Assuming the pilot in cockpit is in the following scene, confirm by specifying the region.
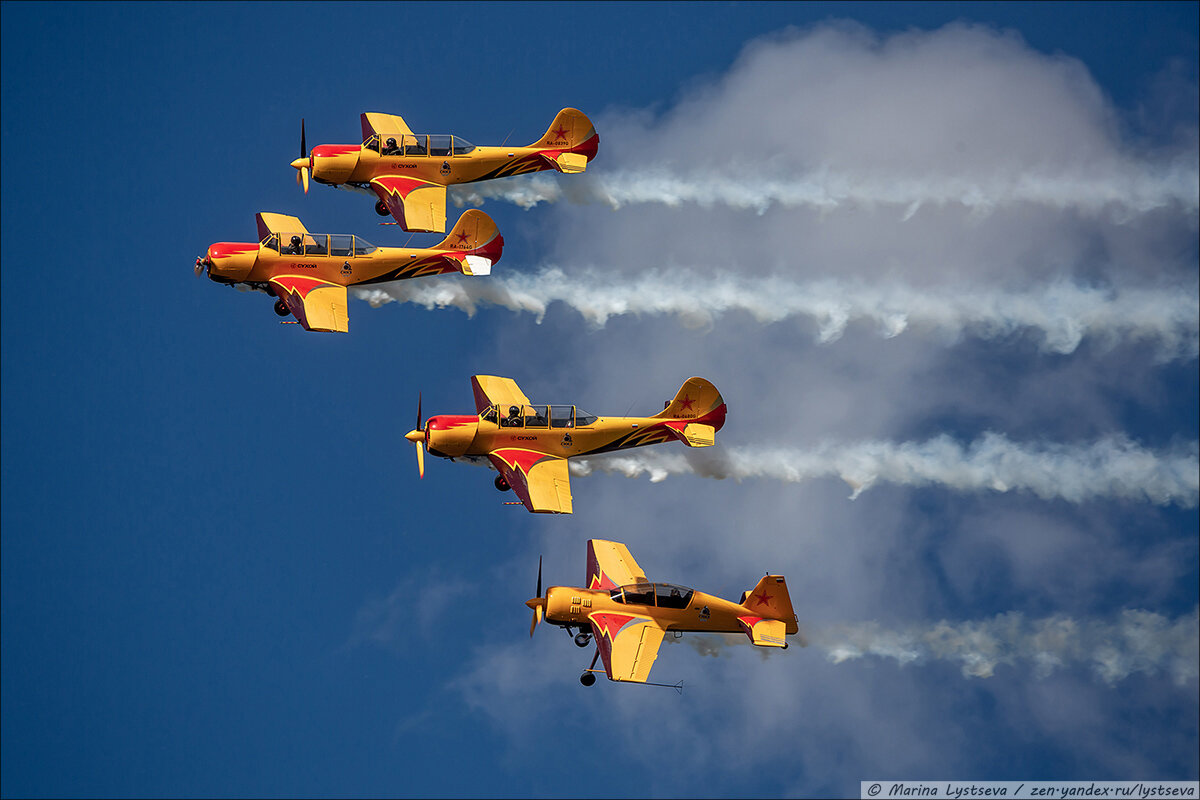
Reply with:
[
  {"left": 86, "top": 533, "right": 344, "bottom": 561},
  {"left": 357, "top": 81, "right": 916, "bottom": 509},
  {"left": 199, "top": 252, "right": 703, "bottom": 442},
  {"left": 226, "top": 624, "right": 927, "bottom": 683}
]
[
  {"left": 283, "top": 234, "right": 303, "bottom": 255},
  {"left": 501, "top": 405, "right": 522, "bottom": 427},
  {"left": 381, "top": 137, "right": 400, "bottom": 156}
]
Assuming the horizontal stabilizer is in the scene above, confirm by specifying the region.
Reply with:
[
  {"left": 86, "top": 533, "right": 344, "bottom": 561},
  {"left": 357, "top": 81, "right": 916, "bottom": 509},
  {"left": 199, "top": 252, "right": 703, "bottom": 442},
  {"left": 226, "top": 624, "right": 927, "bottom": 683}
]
[
  {"left": 680, "top": 423, "right": 715, "bottom": 447},
  {"left": 554, "top": 151, "right": 588, "bottom": 174},
  {"left": 463, "top": 255, "right": 492, "bottom": 276},
  {"left": 737, "top": 616, "right": 788, "bottom": 648}
]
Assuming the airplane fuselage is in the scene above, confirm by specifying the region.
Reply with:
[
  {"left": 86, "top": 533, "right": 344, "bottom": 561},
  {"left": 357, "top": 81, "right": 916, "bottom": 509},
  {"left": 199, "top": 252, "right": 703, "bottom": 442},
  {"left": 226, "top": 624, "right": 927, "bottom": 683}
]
[
  {"left": 203, "top": 235, "right": 500, "bottom": 288},
  {"left": 540, "top": 586, "right": 799, "bottom": 637},
  {"left": 422, "top": 403, "right": 726, "bottom": 463},
  {"left": 307, "top": 136, "right": 600, "bottom": 189}
]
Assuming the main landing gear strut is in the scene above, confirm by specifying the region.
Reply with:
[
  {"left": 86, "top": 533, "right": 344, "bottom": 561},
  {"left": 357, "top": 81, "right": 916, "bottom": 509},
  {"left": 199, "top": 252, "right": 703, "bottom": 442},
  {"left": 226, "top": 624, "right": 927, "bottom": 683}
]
[{"left": 580, "top": 648, "right": 601, "bottom": 687}]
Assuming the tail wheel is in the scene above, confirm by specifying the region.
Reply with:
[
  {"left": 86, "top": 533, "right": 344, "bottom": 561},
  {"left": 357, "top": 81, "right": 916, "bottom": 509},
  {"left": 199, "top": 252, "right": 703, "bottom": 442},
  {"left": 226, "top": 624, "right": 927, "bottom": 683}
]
[
  {"left": 574, "top": 633, "right": 591, "bottom": 648},
  {"left": 494, "top": 475, "right": 510, "bottom": 492},
  {"left": 274, "top": 300, "right": 291, "bottom": 317},
  {"left": 375, "top": 200, "right": 390, "bottom": 217},
  {"left": 580, "top": 672, "right": 596, "bottom": 687}
]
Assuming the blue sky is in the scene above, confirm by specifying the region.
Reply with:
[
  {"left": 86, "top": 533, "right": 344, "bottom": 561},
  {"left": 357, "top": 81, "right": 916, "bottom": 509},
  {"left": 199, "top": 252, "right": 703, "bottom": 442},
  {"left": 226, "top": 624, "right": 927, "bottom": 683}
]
[{"left": 2, "top": 2, "right": 1197, "bottom": 798}]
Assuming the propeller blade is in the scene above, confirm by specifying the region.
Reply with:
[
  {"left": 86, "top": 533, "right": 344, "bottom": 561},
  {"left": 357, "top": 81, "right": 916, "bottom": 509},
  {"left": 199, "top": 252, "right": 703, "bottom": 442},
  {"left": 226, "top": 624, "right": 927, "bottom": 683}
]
[
  {"left": 527, "top": 556, "right": 546, "bottom": 637},
  {"left": 301, "top": 166, "right": 310, "bottom": 194},
  {"left": 416, "top": 392, "right": 423, "bottom": 430},
  {"left": 417, "top": 441, "right": 425, "bottom": 479},
  {"left": 300, "top": 117, "right": 307, "bottom": 158},
  {"left": 529, "top": 603, "right": 543, "bottom": 638}
]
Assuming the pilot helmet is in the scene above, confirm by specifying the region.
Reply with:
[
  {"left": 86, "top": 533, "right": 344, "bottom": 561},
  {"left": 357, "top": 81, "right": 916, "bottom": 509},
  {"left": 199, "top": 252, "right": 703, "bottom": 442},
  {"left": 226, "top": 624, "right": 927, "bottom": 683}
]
[
  {"left": 387, "top": 137, "right": 397, "bottom": 148},
  {"left": 290, "top": 235, "right": 302, "bottom": 246},
  {"left": 509, "top": 405, "right": 520, "bottom": 417}
]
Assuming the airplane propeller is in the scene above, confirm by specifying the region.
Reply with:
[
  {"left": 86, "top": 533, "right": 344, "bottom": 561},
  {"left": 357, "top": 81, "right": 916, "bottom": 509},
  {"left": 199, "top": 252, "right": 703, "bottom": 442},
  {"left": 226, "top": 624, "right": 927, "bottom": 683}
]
[
  {"left": 403, "top": 393, "right": 425, "bottom": 479},
  {"left": 194, "top": 255, "right": 209, "bottom": 278},
  {"left": 525, "top": 556, "right": 545, "bottom": 637},
  {"left": 291, "top": 118, "right": 311, "bottom": 194}
]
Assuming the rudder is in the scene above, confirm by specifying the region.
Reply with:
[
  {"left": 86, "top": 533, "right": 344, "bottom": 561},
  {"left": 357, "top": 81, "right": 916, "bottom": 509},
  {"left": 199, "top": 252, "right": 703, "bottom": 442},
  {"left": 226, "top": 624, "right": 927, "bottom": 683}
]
[
  {"left": 740, "top": 575, "right": 798, "bottom": 633},
  {"left": 655, "top": 377, "right": 725, "bottom": 423},
  {"left": 530, "top": 108, "right": 597, "bottom": 149},
  {"left": 435, "top": 209, "right": 504, "bottom": 274}
]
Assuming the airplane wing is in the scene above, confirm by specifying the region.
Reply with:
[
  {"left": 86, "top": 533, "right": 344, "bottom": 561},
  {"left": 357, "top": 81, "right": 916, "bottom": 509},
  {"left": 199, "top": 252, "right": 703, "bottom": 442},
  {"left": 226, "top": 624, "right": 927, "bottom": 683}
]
[
  {"left": 588, "top": 612, "right": 667, "bottom": 683},
  {"left": 268, "top": 275, "right": 349, "bottom": 333},
  {"left": 256, "top": 212, "right": 309, "bottom": 241},
  {"left": 586, "top": 539, "right": 648, "bottom": 590},
  {"left": 470, "top": 375, "right": 532, "bottom": 415},
  {"left": 488, "top": 450, "right": 573, "bottom": 514},
  {"left": 370, "top": 176, "right": 447, "bottom": 233},
  {"left": 361, "top": 112, "right": 414, "bottom": 141}
]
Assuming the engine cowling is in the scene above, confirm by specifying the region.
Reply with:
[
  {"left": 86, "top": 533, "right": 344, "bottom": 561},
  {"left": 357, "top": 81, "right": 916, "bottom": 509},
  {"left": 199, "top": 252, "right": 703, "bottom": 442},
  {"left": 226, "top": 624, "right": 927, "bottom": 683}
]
[{"left": 424, "top": 415, "right": 479, "bottom": 458}]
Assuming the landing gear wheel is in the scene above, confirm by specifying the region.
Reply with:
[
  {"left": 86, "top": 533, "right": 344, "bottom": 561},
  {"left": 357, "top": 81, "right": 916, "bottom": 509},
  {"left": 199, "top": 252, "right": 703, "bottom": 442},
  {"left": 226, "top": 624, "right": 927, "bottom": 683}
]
[
  {"left": 273, "top": 300, "right": 291, "bottom": 317},
  {"left": 375, "top": 200, "right": 389, "bottom": 217},
  {"left": 574, "top": 633, "right": 591, "bottom": 648},
  {"left": 494, "top": 475, "right": 510, "bottom": 492},
  {"left": 580, "top": 672, "right": 597, "bottom": 687}
]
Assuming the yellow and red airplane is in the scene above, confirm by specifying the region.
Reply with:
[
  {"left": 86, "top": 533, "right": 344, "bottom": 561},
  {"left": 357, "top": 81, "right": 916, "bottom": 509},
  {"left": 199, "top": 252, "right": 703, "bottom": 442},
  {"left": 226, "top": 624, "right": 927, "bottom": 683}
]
[
  {"left": 290, "top": 108, "right": 598, "bottom": 232},
  {"left": 404, "top": 375, "right": 727, "bottom": 514},
  {"left": 528, "top": 540, "right": 799, "bottom": 687},
  {"left": 195, "top": 209, "right": 502, "bottom": 333}
]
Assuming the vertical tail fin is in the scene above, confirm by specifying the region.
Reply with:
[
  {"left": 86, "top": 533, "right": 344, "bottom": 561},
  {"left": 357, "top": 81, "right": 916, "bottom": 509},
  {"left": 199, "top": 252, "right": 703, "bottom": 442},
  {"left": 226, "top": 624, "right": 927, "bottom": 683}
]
[
  {"left": 738, "top": 575, "right": 799, "bottom": 646},
  {"left": 654, "top": 378, "right": 726, "bottom": 423},
  {"left": 529, "top": 108, "right": 600, "bottom": 172},
  {"left": 435, "top": 209, "right": 504, "bottom": 275}
]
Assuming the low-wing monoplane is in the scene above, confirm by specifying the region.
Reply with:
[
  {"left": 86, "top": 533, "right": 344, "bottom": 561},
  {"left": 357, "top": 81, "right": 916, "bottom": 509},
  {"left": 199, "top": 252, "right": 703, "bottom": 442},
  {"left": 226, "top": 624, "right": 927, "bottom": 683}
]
[
  {"left": 527, "top": 539, "right": 799, "bottom": 687},
  {"left": 195, "top": 210, "right": 502, "bottom": 332},
  {"left": 290, "top": 108, "right": 599, "bottom": 232},
  {"left": 404, "top": 375, "right": 727, "bottom": 514}
]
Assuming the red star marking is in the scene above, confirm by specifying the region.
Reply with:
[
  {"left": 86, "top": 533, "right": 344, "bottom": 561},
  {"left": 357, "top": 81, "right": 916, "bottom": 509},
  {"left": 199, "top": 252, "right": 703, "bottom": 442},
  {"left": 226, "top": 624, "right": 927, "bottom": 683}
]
[
  {"left": 455, "top": 230, "right": 470, "bottom": 245},
  {"left": 553, "top": 125, "right": 569, "bottom": 140},
  {"left": 752, "top": 589, "right": 773, "bottom": 608},
  {"left": 679, "top": 395, "right": 695, "bottom": 412}
]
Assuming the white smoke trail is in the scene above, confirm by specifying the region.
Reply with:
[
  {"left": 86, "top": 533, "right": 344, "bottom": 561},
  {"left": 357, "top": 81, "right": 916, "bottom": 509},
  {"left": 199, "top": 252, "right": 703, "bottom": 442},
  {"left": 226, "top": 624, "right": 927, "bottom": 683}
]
[
  {"left": 448, "top": 164, "right": 1200, "bottom": 217},
  {"left": 808, "top": 607, "right": 1199, "bottom": 685},
  {"left": 566, "top": 434, "right": 1200, "bottom": 507},
  {"left": 354, "top": 272, "right": 1199, "bottom": 360}
]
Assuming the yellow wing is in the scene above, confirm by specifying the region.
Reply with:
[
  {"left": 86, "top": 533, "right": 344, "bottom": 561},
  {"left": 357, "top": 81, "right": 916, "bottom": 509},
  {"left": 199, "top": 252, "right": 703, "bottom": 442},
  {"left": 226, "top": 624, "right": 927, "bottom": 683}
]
[
  {"left": 470, "top": 375, "right": 532, "bottom": 415},
  {"left": 369, "top": 176, "right": 447, "bottom": 233},
  {"left": 361, "top": 112, "right": 414, "bottom": 140},
  {"left": 488, "top": 451, "right": 573, "bottom": 514},
  {"left": 268, "top": 276, "right": 349, "bottom": 333},
  {"left": 586, "top": 539, "right": 648, "bottom": 590},
  {"left": 255, "top": 212, "right": 309, "bottom": 241},
  {"left": 589, "top": 612, "right": 666, "bottom": 683}
]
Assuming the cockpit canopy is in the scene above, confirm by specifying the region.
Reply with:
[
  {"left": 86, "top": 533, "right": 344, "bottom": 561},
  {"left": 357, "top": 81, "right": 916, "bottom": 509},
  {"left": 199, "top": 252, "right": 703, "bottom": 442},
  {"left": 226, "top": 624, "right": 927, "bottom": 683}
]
[
  {"left": 363, "top": 133, "right": 476, "bottom": 157},
  {"left": 610, "top": 583, "right": 695, "bottom": 610},
  {"left": 262, "top": 232, "right": 376, "bottom": 256},
  {"left": 481, "top": 404, "right": 598, "bottom": 429}
]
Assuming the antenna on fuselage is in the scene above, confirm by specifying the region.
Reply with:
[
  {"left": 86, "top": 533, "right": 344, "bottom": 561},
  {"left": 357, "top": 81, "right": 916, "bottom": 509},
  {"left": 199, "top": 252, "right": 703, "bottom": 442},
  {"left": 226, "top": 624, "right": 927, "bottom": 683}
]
[{"left": 500, "top": 128, "right": 515, "bottom": 147}]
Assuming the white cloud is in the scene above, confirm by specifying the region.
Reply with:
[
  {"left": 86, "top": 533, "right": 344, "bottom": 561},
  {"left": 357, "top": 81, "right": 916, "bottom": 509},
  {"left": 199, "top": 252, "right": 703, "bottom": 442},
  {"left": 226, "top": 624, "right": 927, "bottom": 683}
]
[{"left": 413, "top": 20, "right": 1199, "bottom": 790}]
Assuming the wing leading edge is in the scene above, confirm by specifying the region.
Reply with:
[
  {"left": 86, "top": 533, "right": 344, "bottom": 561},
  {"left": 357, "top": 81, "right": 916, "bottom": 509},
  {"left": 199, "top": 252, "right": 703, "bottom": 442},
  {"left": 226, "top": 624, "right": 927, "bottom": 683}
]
[
  {"left": 488, "top": 450, "right": 572, "bottom": 514},
  {"left": 470, "top": 375, "right": 532, "bottom": 415},
  {"left": 269, "top": 275, "right": 349, "bottom": 333},
  {"left": 370, "top": 176, "right": 447, "bottom": 233},
  {"left": 588, "top": 612, "right": 666, "bottom": 683},
  {"left": 586, "top": 539, "right": 648, "bottom": 590}
]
